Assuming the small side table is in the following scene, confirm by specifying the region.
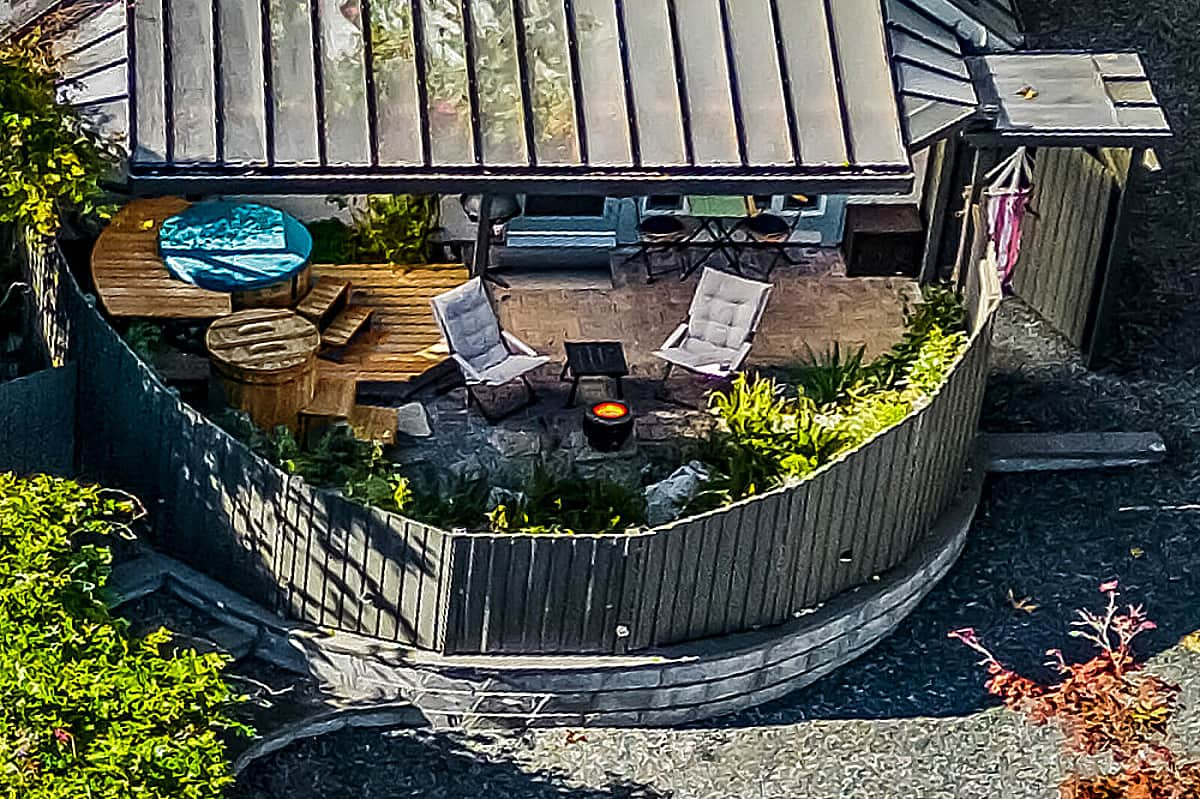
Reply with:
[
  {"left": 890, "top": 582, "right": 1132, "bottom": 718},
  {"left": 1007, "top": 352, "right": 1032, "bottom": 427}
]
[{"left": 560, "top": 341, "right": 629, "bottom": 408}]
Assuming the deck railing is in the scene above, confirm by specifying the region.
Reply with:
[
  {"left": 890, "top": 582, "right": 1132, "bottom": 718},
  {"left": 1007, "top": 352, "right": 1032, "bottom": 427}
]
[{"left": 21, "top": 238, "right": 999, "bottom": 656}]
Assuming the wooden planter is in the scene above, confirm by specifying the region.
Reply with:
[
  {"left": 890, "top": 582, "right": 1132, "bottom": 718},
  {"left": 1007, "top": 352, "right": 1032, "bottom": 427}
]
[{"left": 206, "top": 309, "right": 320, "bottom": 432}]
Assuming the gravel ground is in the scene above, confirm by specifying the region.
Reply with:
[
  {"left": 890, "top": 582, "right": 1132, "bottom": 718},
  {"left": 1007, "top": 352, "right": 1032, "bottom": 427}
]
[{"left": 234, "top": 2, "right": 1200, "bottom": 796}]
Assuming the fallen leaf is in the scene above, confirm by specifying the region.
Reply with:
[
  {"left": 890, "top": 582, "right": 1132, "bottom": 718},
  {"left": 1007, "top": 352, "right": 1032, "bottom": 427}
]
[
  {"left": 1016, "top": 86, "right": 1040, "bottom": 100},
  {"left": 1008, "top": 588, "right": 1039, "bottom": 614},
  {"left": 140, "top": 219, "right": 155, "bottom": 230},
  {"left": 1182, "top": 632, "right": 1200, "bottom": 654},
  {"left": 1131, "top": 546, "right": 1145, "bottom": 558}
]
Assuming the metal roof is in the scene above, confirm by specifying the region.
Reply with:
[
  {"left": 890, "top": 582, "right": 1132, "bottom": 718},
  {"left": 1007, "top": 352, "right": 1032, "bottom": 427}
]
[
  {"left": 972, "top": 52, "right": 1171, "bottom": 147},
  {"left": 885, "top": 0, "right": 981, "bottom": 150},
  {"left": 55, "top": 0, "right": 925, "bottom": 195}
]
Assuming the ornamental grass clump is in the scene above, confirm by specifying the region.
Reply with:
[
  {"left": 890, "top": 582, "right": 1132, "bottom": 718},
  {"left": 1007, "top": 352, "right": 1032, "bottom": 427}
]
[
  {"left": 950, "top": 582, "right": 1200, "bottom": 799},
  {"left": 0, "top": 474, "right": 249, "bottom": 798}
]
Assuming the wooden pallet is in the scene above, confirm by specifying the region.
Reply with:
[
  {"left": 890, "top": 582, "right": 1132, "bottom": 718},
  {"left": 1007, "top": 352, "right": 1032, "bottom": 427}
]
[{"left": 90, "top": 198, "right": 233, "bottom": 319}]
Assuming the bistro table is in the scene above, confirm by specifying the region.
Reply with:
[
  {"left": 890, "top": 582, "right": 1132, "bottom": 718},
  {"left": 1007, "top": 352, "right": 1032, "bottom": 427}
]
[{"left": 560, "top": 341, "right": 629, "bottom": 408}]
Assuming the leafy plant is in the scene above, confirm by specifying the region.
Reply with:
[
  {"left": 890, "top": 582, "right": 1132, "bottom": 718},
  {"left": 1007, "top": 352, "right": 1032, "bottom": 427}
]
[
  {"left": 0, "top": 474, "right": 249, "bottom": 798},
  {"left": 217, "top": 415, "right": 413, "bottom": 513},
  {"left": 695, "top": 374, "right": 845, "bottom": 503},
  {"left": 781, "top": 343, "right": 867, "bottom": 406},
  {"left": 0, "top": 32, "right": 118, "bottom": 238},
  {"left": 317, "top": 195, "right": 440, "bottom": 264},
  {"left": 489, "top": 466, "right": 646, "bottom": 535},
  {"left": 863, "top": 283, "right": 966, "bottom": 389},
  {"left": 405, "top": 476, "right": 492, "bottom": 530},
  {"left": 122, "top": 320, "right": 165, "bottom": 364},
  {"left": 950, "top": 582, "right": 1200, "bottom": 799}
]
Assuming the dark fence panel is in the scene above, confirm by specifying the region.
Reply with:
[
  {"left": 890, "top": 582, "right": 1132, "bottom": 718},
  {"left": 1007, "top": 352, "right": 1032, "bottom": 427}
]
[
  {"left": 22, "top": 232, "right": 999, "bottom": 658},
  {"left": 0, "top": 365, "right": 77, "bottom": 476},
  {"left": 21, "top": 241, "right": 453, "bottom": 649}
]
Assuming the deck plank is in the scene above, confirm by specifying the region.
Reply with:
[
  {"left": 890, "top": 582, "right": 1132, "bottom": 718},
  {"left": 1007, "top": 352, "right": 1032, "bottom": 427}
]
[
  {"left": 90, "top": 198, "right": 233, "bottom": 319},
  {"left": 312, "top": 262, "right": 466, "bottom": 385}
]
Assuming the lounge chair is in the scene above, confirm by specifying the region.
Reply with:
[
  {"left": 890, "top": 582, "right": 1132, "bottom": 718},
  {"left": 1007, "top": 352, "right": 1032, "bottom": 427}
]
[
  {"left": 653, "top": 267, "right": 773, "bottom": 380},
  {"left": 431, "top": 278, "right": 550, "bottom": 422}
]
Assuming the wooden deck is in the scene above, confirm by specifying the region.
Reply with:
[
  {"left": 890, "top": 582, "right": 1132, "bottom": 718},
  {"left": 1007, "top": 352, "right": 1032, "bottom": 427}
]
[
  {"left": 312, "top": 263, "right": 468, "bottom": 385},
  {"left": 90, "top": 198, "right": 233, "bottom": 319}
]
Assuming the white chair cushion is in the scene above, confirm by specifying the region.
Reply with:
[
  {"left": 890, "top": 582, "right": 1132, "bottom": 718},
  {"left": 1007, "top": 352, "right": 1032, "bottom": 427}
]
[
  {"left": 687, "top": 268, "right": 772, "bottom": 351},
  {"left": 477, "top": 354, "right": 551, "bottom": 386},
  {"left": 431, "top": 278, "right": 509, "bottom": 371},
  {"left": 656, "top": 341, "right": 740, "bottom": 376}
]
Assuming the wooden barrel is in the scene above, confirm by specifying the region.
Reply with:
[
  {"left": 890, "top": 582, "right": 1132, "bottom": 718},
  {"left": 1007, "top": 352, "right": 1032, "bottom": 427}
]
[
  {"left": 206, "top": 309, "right": 321, "bottom": 432},
  {"left": 231, "top": 264, "right": 313, "bottom": 309}
]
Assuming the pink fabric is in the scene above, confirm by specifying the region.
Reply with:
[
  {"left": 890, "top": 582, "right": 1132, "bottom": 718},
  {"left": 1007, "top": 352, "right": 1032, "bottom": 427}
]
[{"left": 987, "top": 188, "right": 1030, "bottom": 293}]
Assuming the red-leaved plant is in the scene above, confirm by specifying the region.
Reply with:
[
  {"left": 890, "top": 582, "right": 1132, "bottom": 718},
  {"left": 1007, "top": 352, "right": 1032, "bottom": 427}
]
[{"left": 950, "top": 581, "right": 1200, "bottom": 799}]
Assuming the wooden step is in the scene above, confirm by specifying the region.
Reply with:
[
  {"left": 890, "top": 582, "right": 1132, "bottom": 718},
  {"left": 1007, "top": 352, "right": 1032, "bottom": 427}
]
[
  {"left": 299, "top": 376, "right": 357, "bottom": 420},
  {"left": 322, "top": 306, "right": 374, "bottom": 348},
  {"left": 295, "top": 279, "right": 350, "bottom": 327}
]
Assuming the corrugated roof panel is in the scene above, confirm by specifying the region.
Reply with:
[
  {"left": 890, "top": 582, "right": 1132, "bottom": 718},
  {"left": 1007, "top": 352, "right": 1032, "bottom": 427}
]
[
  {"left": 775, "top": 0, "right": 848, "bottom": 167},
  {"left": 113, "top": 0, "right": 913, "bottom": 194}
]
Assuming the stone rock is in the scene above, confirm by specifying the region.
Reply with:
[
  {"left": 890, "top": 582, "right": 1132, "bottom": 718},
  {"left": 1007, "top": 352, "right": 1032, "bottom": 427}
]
[
  {"left": 396, "top": 402, "right": 432, "bottom": 438},
  {"left": 644, "top": 461, "right": 711, "bottom": 526},
  {"left": 448, "top": 453, "right": 487, "bottom": 482},
  {"left": 486, "top": 486, "right": 526, "bottom": 512},
  {"left": 489, "top": 428, "right": 542, "bottom": 458}
]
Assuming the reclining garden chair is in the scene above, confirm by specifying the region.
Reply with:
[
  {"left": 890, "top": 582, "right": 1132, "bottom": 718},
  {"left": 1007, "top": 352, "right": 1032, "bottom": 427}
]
[
  {"left": 431, "top": 278, "right": 550, "bottom": 422},
  {"left": 653, "top": 267, "right": 773, "bottom": 381}
]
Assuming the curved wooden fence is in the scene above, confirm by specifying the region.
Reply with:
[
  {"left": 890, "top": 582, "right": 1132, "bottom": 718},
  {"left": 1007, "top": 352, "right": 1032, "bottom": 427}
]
[{"left": 21, "top": 237, "right": 999, "bottom": 656}]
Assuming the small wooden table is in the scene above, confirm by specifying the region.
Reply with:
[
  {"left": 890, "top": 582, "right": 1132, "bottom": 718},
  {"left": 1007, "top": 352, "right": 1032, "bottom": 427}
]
[{"left": 560, "top": 341, "right": 629, "bottom": 408}]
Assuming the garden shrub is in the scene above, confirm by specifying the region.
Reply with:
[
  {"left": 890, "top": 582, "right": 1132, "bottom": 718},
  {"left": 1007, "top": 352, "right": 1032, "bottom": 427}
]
[
  {"left": 699, "top": 284, "right": 969, "bottom": 502},
  {"left": 0, "top": 474, "right": 248, "bottom": 798},
  {"left": 487, "top": 466, "right": 647, "bottom": 535},
  {"left": 216, "top": 415, "right": 412, "bottom": 513},
  {"left": 310, "top": 195, "right": 441, "bottom": 264},
  {"left": 951, "top": 582, "right": 1200, "bottom": 798},
  {"left": 0, "top": 32, "right": 117, "bottom": 238},
  {"left": 780, "top": 343, "right": 867, "bottom": 406}
]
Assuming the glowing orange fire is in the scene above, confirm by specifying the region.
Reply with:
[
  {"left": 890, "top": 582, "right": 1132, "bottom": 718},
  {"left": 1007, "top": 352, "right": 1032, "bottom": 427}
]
[{"left": 592, "top": 401, "right": 630, "bottom": 419}]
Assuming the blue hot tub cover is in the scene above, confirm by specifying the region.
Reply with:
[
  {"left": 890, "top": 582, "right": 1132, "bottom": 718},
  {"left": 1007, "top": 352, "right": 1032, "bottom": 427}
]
[{"left": 158, "top": 202, "right": 313, "bottom": 292}]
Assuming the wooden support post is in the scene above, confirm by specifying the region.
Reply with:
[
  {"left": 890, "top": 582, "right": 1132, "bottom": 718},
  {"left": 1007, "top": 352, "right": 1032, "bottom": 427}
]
[
  {"left": 919, "top": 136, "right": 960, "bottom": 284},
  {"left": 471, "top": 194, "right": 493, "bottom": 279}
]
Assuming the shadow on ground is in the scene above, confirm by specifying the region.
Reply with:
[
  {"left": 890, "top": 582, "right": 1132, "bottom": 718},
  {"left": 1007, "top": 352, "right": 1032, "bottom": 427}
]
[{"left": 232, "top": 728, "right": 669, "bottom": 799}]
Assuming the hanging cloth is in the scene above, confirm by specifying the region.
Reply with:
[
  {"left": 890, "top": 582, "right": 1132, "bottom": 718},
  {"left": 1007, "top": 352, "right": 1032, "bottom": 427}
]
[{"left": 984, "top": 147, "right": 1034, "bottom": 294}]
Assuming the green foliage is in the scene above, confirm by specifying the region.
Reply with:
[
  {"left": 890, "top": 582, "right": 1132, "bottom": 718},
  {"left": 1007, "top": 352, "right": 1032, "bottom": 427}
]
[
  {"left": 695, "top": 374, "right": 845, "bottom": 504},
  {"left": 780, "top": 343, "right": 866, "bottom": 406},
  {"left": 0, "top": 474, "right": 248, "bottom": 798},
  {"left": 404, "top": 477, "right": 492, "bottom": 531},
  {"left": 0, "top": 34, "right": 117, "bottom": 238},
  {"left": 315, "top": 195, "right": 441, "bottom": 265},
  {"left": 306, "top": 219, "right": 357, "bottom": 264},
  {"left": 864, "top": 283, "right": 966, "bottom": 389},
  {"left": 122, "top": 321, "right": 165, "bottom": 364},
  {"left": 489, "top": 466, "right": 647, "bottom": 535},
  {"left": 217, "top": 415, "right": 413, "bottom": 514},
  {"left": 695, "top": 286, "right": 969, "bottom": 505}
]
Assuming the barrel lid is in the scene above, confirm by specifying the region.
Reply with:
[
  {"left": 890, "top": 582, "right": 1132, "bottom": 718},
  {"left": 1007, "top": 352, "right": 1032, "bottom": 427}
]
[{"left": 206, "top": 309, "right": 320, "bottom": 372}]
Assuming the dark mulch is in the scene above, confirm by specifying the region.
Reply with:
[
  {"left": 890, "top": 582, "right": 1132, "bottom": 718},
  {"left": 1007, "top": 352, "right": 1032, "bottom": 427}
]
[{"left": 233, "top": 0, "right": 1200, "bottom": 793}]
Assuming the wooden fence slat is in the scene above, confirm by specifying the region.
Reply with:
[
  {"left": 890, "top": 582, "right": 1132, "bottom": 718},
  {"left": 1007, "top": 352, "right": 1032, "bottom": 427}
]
[
  {"left": 780, "top": 481, "right": 813, "bottom": 617},
  {"left": 582, "top": 538, "right": 617, "bottom": 651},
  {"left": 726, "top": 502, "right": 760, "bottom": 633},
  {"left": 664, "top": 518, "right": 705, "bottom": 645},
  {"left": 650, "top": 527, "right": 685, "bottom": 646},
  {"left": 498, "top": 536, "right": 532, "bottom": 652},
  {"left": 712, "top": 504, "right": 748, "bottom": 636},
  {"left": 688, "top": 515, "right": 723, "bottom": 640},
  {"left": 755, "top": 492, "right": 790, "bottom": 628},
  {"left": 632, "top": 529, "right": 669, "bottom": 651}
]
